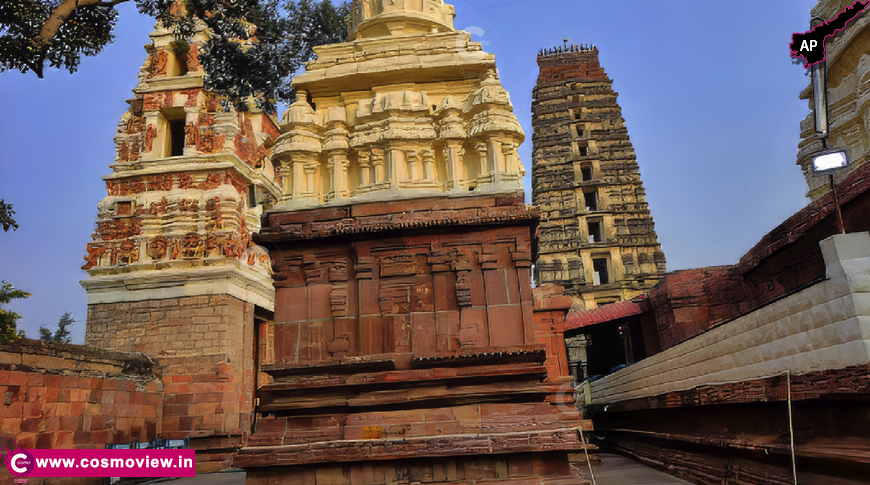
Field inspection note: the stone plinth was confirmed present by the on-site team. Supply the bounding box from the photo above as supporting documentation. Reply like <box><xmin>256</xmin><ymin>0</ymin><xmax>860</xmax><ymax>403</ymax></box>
<box><xmin>237</xmin><ymin>195</ymin><xmax>592</xmax><ymax>484</ymax></box>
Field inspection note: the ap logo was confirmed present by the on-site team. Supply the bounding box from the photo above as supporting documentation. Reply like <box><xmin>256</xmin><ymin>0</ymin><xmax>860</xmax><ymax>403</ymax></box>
<box><xmin>790</xmin><ymin>0</ymin><xmax>869</xmax><ymax>67</ymax></box>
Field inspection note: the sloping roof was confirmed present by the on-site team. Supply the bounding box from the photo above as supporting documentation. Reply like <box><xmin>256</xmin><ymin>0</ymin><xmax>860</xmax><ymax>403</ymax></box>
<box><xmin>738</xmin><ymin>160</ymin><xmax>870</xmax><ymax>273</ymax></box>
<box><xmin>564</xmin><ymin>298</ymin><xmax>644</xmax><ymax>331</ymax></box>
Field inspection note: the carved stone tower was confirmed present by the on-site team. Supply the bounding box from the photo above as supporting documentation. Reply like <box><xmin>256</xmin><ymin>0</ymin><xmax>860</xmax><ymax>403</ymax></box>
<box><xmin>269</xmin><ymin>0</ymin><xmax>525</xmax><ymax>213</ymax></box>
<box><xmin>80</xmin><ymin>19</ymin><xmax>281</xmax><ymax>470</ymax></box>
<box><xmin>532</xmin><ymin>45</ymin><xmax>666</xmax><ymax>310</ymax></box>
<box><xmin>797</xmin><ymin>0</ymin><xmax>870</xmax><ymax>201</ymax></box>
<box><xmin>236</xmin><ymin>2</ymin><xmax>594</xmax><ymax>482</ymax></box>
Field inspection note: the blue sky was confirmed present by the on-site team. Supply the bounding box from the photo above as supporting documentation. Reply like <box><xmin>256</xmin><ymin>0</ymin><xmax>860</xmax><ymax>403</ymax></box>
<box><xmin>0</xmin><ymin>0</ymin><xmax>817</xmax><ymax>343</ymax></box>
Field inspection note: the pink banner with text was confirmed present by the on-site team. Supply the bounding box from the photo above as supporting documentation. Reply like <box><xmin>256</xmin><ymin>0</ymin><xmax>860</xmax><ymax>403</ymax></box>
<box><xmin>5</xmin><ymin>449</ymin><xmax>195</xmax><ymax>478</ymax></box>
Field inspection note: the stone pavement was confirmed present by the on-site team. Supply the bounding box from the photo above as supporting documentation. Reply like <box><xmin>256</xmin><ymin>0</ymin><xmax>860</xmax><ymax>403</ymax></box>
<box><xmin>143</xmin><ymin>453</ymin><xmax>693</xmax><ymax>484</ymax></box>
<box><xmin>586</xmin><ymin>453</ymin><xmax>693</xmax><ymax>484</ymax></box>
<box><xmin>144</xmin><ymin>472</ymin><xmax>244</xmax><ymax>485</ymax></box>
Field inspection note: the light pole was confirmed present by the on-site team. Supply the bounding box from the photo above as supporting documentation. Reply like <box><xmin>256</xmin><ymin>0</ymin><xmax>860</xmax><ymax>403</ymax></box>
<box><xmin>809</xmin><ymin>16</ymin><xmax>849</xmax><ymax>234</ymax></box>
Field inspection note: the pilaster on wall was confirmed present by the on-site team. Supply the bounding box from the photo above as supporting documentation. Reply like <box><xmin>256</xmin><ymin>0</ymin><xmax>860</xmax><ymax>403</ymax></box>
<box><xmin>532</xmin><ymin>285</ymin><xmax>573</xmax><ymax>380</ymax></box>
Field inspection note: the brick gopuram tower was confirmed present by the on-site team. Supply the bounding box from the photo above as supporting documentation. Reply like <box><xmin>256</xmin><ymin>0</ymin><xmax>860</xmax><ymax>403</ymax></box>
<box><xmin>234</xmin><ymin>1</ymin><xmax>593</xmax><ymax>483</ymax></box>
<box><xmin>80</xmin><ymin>19</ymin><xmax>281</xmax><ymax>470</ymax></box>
<box><xmin>532</xmin><ymin>45</ymin><xmax>666</xmax><ymax>310</ymax></box>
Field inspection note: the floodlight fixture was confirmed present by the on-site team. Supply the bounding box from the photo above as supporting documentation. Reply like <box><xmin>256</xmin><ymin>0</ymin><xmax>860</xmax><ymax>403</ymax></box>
<box><xmin>806</xmin><ymin>13</ymin><xmax>849</xmax><ymax>236</ymax></box>
<box><xmin>811</xmin><ymin>148</ymin><xmax>849</xmax><ymax>235</ymax></box>
<box><xmin>812</xmin><ymin>149</ymin><xmax>849</xmax><ymax>173</ymax></box>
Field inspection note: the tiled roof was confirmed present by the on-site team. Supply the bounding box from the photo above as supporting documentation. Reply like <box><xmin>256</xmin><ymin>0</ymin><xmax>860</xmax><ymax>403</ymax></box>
<box><xmin>564</xmin><ymin>298</ymin><xmax>644</xmax><ymax>331</ymax></box>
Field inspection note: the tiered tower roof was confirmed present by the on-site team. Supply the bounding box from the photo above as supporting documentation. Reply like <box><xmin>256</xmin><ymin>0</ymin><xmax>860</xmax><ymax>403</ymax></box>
<box><xmin>532</xmin><ymin>45</ymin><xmax>666</xmax><ymax>310</ymax></box>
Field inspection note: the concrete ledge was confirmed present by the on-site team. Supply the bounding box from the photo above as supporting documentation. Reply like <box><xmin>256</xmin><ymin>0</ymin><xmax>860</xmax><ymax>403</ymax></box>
<box><xmin>0</xmin><ymin>338</ymin><xmax>156</xmax><ymax>377</ymax></box>
<box><xmin>81</xmin><ymin>264</ymin><xmax>275</xmax><ymax>310</ymax></box>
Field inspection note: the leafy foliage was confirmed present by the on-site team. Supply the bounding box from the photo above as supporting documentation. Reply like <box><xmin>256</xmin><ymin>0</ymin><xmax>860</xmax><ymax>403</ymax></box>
<box><xmin>0</xmin><ymin>200</ymin><xmax>16</xmax><ymax>233</ymax></box>
<box><xmin>0</xmin><ymin>281</ymin><xmax>30</xmax><ymax>343</ymax></box>
<box><xmin>1</xmin><ymin>0</ymin><xmax>350</xmax><ymax>110</ymax></box>
<box><xmin>39</xmin><ymin>312</ymin><xmax>74</xmax><ymax>343</ymax></box>
<box><xmin>193</xmin><ymin>0</ymin><xmax>350</xmax><ymax>110</ymax></box>
<box><xmin>0</xmin><ymin>0</ymin><xmax>118</xmax><ymax>78</ymax></box>
<box><xmin>0</xmin><ymin>205</ymin><xmax>25</xmax><ymax>342</ymax></box>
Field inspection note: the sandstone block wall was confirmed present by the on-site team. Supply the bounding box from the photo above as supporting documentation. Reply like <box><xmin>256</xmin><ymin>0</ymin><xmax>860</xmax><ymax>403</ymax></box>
<box><xmin>86</xmin><ymin>294</ymin><xmax>253</xmax><ymax>357</ymax></box>
<box><xmin>86</xmin><ymin>294</ymin><xmax>257</xmax><ymax>471</ymax></box>
<box><xmin>646</xmin><ymin>159</ymin><xmax>870</xmax><ymax>350</ymax></box>
<box><xmin>0</xmin><ymin>340</ymin><xmax>162</xmax><ymax>485</ymax></box>
<box><xmin>587</xmin><ymin>232</ymin><xmax>870</xmax><ymax>406</ymax></box>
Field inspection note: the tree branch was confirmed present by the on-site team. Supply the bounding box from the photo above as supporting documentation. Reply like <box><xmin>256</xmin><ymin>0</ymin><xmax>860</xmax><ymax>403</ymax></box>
<box><xmin>35</xmin><ymin>0</ymin><xmax>130</xmax><ymax>45</ymax></box>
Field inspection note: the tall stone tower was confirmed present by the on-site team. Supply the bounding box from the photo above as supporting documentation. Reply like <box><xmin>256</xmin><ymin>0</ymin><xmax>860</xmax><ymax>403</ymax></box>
<box><xmin>268</xmin><ymin>0</ymin><xmax>525</xmax><ymax>213</ymax></box>
<box><xmin>235</xmin><ymin>1</ymin><xmax>594</xmax><ymax>482</ymax></box>
<box><xmin>80</xmin><ymin>19</ymin><xmax>281</xmax><ymax>470</ymax></box>
<box><xmin>532</xmin><ymin>45</ymin><xmax>666</xmax><ymax>310</ymax></box>
<box><xmin>797</xmin><ymin>0</ymin><xmax>870</xmax><ymax>201</ymax></box>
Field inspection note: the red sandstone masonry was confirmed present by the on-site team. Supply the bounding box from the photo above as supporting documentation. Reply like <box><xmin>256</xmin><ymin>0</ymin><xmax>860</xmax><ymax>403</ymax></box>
<box><xmin>0</xmin><ymin>340</ymin><xmax>162</xmax><ymax>485</ymax></box>
<box><xmin>240</xmin><ymin>197</ymin><xmax>593</xmax><ymax>482</ymax></box>
<box><xmin>587</xmin><ymin>162</ymin><xmax>870</xmax><ymax>351</ymax></box>
<box><xmin>532</xmin><ymin>286</ymin><xmax>573</xmax><ymax>379</ymax></box>
<box><xmin>86</xmin><ymin>294</ymin><xmax>257</xmax><ymax>472</ymax></box>
<box><xmin>536</xmin><ymin>48</ymin><xmax>608</xmax><ymax>84</ymax></box>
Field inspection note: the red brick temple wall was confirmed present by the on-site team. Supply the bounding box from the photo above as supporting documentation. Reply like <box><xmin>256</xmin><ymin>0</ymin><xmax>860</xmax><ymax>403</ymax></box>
<box><xmin>86</xmin><ymin>294</ymin><xmax>258</xmax><ymax>472</ymax></box>
<box><xmin>237</xmin><ymin>195</ymin><xmax>592</xmax><ymax>484</ymax></box>
<box><xmin>0</xmin><ymin>340</ymin><xmax>162</xmax><ymax>485</ymax></box>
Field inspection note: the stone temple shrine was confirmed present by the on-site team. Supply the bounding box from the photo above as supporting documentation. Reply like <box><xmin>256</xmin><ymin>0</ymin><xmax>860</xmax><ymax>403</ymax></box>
<box><xmin>72</xmin><ymin>0</ymin><xmax>596</xmax><ymax>483</ymax></box>
<box><xmin>0</xmin><ymin>2</ymin><xmax>858</xmax><ymax>485</ymax></box>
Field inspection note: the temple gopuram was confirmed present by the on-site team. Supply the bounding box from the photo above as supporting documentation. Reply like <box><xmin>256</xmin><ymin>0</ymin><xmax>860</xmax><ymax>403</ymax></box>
<box><xmin>69</xmin><ymin>0</ymin><xmax>597</xmax><ymax>482</ymax></box>
<box><xmin>531</xmin><ymin>45</ymin><xmax>666</xmax><ymax>311</ymax></box>
<box><xmin>80</xmin><ymin>14</ymin><xmax>279</xmax><ymax>470</ymax></box>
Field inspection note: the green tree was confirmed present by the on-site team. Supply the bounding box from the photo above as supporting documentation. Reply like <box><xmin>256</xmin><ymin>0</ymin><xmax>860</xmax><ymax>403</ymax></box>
<box><xmin>0</xmin><ymin>200</ymin><xmax>17</xmax><ymax>234</ymax></box>
<box><xmin>0</xmin><ymin>201</ymin><xmax>25</xmax><ymax>342</ymax></box>
<box><xmin>0</xmin><ymin>281</ymin><xmax>30</xmax><ymax>343</ymax></box>
<box><xmin>1</xmin><ymin>0</ymin><xmax>349</xmax><ymax>110</ymax></box>
<box><xmin>39</xmin><ymin>312</ymin><xmax>74</xmax><ymax>343</ymax></box>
